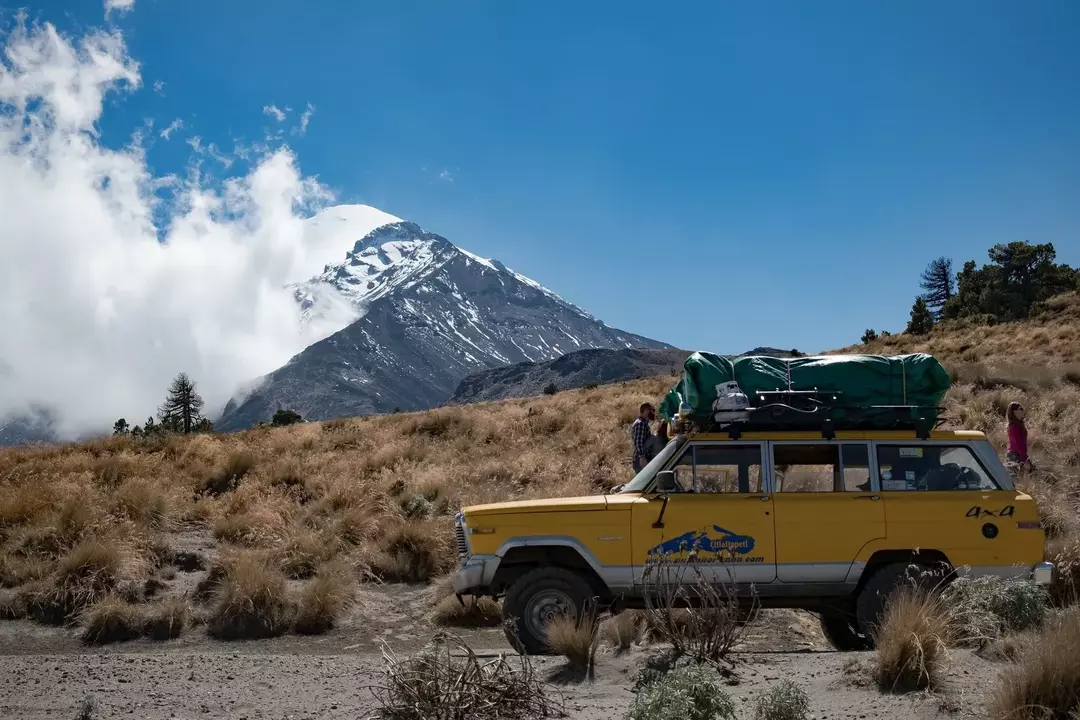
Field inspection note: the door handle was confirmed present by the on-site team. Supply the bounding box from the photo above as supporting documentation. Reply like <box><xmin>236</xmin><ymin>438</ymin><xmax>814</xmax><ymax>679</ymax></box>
<box><xmin>854</xmin><ymin>494</ymin><xmax>880</xmax><ymax>501</ymax></box>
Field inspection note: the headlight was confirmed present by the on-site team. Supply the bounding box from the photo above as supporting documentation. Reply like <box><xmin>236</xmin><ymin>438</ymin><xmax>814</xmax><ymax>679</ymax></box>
<box><xmin>454</xmin><ymin>512</ymin><xmax>470</xmax><ymax>563</ymax></box>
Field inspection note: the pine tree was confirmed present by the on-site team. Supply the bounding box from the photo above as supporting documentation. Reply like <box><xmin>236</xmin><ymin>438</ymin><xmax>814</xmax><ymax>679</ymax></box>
<box><xmin>113</xmin><ymin>418</ymin><xmax>130</xmax><ymax>435</ymax></box>
<box><xmin>861</xmin><ymin>329</ymin><xmax>878</xmax><ymax>344</ymax></box>
<box><xmin>906</xmin><ymin>297</ymin><xmax>935</xmax><ymax>335</ymax></box>
<box><xmin>158</xmin><ymin>373</ymin><xmax>205</xmax><ymax>434</ymax></box>
<box><xmin>919</xmin><ymin>257</ymin><xmax>955</xmax><ymax>318</ymax></box>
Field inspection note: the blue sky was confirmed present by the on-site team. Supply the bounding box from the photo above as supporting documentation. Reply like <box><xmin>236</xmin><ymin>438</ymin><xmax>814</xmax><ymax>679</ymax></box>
<box><xmin>27</xmin><ymin>0</ymin><xmax>1080</xmax><ymax>354</ymax></box>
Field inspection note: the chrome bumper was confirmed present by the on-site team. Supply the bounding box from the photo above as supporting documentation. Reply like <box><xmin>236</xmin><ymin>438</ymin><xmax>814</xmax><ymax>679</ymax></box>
<box><xmin>451</xmin><ymin>559</ymin><xmax>487</xmax><ymax>594</ymax></box>
<box><xmin>1033</xmin><ymin>561</ymin><xmax>1055</xmax><ymax>586</ymax></box>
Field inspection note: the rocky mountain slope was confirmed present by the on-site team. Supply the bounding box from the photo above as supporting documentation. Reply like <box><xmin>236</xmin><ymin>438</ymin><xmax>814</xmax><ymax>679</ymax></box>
<box><xmin>217</xmin><ymin>216</ymin><xmax>670</xmax><ymax>430</ymax></box>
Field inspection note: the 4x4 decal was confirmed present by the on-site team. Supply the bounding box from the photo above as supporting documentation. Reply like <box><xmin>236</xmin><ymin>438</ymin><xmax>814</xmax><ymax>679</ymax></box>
<box><xmin>966</xmin><ymin>505</ymin><xmax>1014</xmax><ymax>518</ymax></box>
<box><xmin>649</xmin><ymin>525</ymin><xmax>756</xmax><ymax>558</ymax></box>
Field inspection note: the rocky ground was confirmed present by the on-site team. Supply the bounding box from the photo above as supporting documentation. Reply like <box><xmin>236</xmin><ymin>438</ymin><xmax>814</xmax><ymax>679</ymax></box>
<box><xmin>0</xmin><ymin>584</ymin><xmax>998</xmax><ymax>720</ymax></box>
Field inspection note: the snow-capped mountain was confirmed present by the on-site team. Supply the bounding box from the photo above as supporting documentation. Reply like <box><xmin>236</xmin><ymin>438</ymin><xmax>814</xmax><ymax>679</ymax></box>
<box><xmin>217</xmin><ymin>209</ymin><xmax>671</xmax><ymax>430</ymax></box>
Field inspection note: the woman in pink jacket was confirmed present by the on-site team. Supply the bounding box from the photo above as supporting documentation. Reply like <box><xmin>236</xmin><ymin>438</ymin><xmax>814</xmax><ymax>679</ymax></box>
<box><xmin>1006</xmin><ymin>402</ymin><xmax>1034</xmax><ymax>471</ymax></box>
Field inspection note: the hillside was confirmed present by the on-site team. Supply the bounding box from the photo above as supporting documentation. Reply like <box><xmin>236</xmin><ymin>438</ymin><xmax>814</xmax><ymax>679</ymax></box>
<box><xmin>2</xmin><ymin>293</ymin><xmax>1079</xmax><ymax>651</ymax></box>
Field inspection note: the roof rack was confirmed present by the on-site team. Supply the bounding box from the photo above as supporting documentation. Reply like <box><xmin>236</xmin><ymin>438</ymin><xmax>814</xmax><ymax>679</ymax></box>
<box><xmin>688</xmin><ymin>389</ymin><xmax>946</xmax><ymax>440</ymax></box>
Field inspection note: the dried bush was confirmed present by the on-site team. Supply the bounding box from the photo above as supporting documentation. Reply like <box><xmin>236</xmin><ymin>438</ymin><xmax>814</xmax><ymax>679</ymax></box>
<box><xmin>81</xmin><ymin>595</ymin><xmax>146</xmax><ymax>644</ymax></box>
<box><xmin>873</xmin><ymin>585</ymin><xmax>955</xmax><ymax>693</ymax></box>
<box><xmin>370</xmin><ymin>631</ymin><xmax>564</xmax><ymax>720</ymax></box>
<box><xmin>543</xmin><ymin>601</ymin><xmax>599</xmax><ymax>670</ymax></box>
<box><xmin>144</xmin><ymin>597</ymin><xmax>188</xmax><ymax>640</ymax></box>
<box><xmin>294</xmin><ymin>561</ymin><xmax>355</xmax><ymax>635</ymax></box>
<box><xmin>629</xmin><ymin>663</ymin><xmax>737</xmax><ymax>720</ymax></box>
<box><xmin>280</xmin><ymin>528</ymin><xmax>337</xmax><ymax>579</ymax></box>
<box><xmin>988</xmin><ymin>608</ymin><xmax>1080</xmax><ymax>719</ymax></box>
<box><xmin>206</xmin><ymin>551</ymin><xmax>295</xmax><ymax>639</ymax></box>
<box><xmin>27</xmin><ymin>540</ymin><xmax>129</xmax><ymax>625</ymax></box>
<box><xmin>640</xmin><ymin>554</ymin><xmax>754</xmax><ymax>665</ymax></box>
<box><xmin>1048</xmin><ymin>539</ymin><xmax>1080</xmax><ymax>608</ymax></box>
<box><xmin>201</xmin><ymin>451</ymin><xmax>257</xmax><ymax>496</ymax></box>
<box><xmin>600</xmin><ymin>609</ymin><xmax>647</xmax><ymax>651</ymax></box>
<box><xmin>754</xmin><ymin>680</ymin><xmax>811</xmax><ymax>720</ymax></box>
<box><xmin>429</xmin><ymin>594</ymin><xmax>503</xmax><ymax>628</ymax></box>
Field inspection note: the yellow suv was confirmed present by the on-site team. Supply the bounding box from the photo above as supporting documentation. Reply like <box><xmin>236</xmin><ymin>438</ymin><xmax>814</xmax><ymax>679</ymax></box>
<box><xmin>452</xmin><ymin>427</ymin><xmax>1054</xmax><ymax>653</ymax></box>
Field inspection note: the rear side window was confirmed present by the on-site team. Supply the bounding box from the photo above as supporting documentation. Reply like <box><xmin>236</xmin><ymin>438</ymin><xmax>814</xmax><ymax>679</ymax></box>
<box><xmin>772</xmin><ymin>443</ymin><xmax>871</xmax><ymax>492</ymax></box>
<box><xmin>876</xmin><ymin>445</ymin><xmax>1000</xmax><ymax>491</ymax></box>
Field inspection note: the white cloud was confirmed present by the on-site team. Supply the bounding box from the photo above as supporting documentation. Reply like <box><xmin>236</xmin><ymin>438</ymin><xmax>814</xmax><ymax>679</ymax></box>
<box><xmin>293</xmin><ymin>103</ymin><xmax>315</xmax><ymax>135</ymax></box>
<box><xmin>104</xmin><ymin>0</ymin><xmax>135</xmax><ymax>16</ymax></box>
<box><xmin>262</xmin><ymin>104</ymin><xmax>287</xmax><ymax>122</ymax></box>
<box><xmin>153</xmin><ymin>79</ymin><xmax>164</xmax><ymax>95</ymax></box>
<box><xmin>0</xmin><ymin>17</ymin><xmax>356</xmax><ymax>440</ymax></box>
<box><xmin>439</xmin><ymin>169</ymin><xmax>454</xmax><ymax>182</ymax></box>
<box><xmin>159</xmin><ymin>117</ymin><xmax>182</xmax><ymax>140</ymax></box>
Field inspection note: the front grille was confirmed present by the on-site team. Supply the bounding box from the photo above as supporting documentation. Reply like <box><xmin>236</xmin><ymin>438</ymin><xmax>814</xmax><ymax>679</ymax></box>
<box><xmin>455</xmin><ymin>522</ymin><xmax>468</xmax><ymax>557</ymax></box>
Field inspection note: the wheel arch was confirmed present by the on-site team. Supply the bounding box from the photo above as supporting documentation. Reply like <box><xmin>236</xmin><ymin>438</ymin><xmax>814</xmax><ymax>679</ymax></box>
<box><xmin>854</xmin><ymin>548</ymin><xmax>954</xmax><ymax>591</ymax></box>
<box><xmin>489</xmin><ymin>540</ymin><xmax>611</xmax><ymax>599</ymax></box>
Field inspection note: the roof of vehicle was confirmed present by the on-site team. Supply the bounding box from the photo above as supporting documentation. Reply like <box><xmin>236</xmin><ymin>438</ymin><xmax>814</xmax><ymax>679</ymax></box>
<box><xmin>685</xmin><ymin>429</ymin><xmax>987</xmax><ymax>441</ymax></box>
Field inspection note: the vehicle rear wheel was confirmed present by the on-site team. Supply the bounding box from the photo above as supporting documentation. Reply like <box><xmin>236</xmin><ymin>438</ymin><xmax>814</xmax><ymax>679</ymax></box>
<box><xmin>855</xmin><ymin>562</ymin><xmax>950</xmax><ymax>639</ymax></box>
<box><xmin>819</xmin><ymin>609</ymin><xmax>872</xmax><ymax>651</ymax></box>
<box><xmin>502</xmin><ymin>567</ymin><xmax>596</xmax><ymax>655</ymax></box>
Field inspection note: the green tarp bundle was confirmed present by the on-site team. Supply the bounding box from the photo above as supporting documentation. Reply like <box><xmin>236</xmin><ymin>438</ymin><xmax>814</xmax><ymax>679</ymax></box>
<box><xmin>659</xmin><ymin>352</ymin><xmax>951</xmax><ymax>426</ymax></box>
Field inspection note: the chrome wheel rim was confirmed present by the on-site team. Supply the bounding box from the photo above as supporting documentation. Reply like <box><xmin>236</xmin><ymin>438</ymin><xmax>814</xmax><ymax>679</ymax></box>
<box><xmin>525</xmin><ymin>589</ymin><xmax>576</xmax><ymax>640</ymax></box>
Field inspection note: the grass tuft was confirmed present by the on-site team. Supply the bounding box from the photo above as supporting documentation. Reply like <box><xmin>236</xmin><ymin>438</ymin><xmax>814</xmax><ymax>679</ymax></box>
<box><xmin>988</xmin><ymin>608</ymin><xmax>1080</xmax><ymax>719</ymax></box>
<box><xmin>543</xmin><ymin>609</ymin><xmax>599</xmax><ymax>670</ymax></box>
<box><xmin>753</xmin><ymin>680</ymin><xmax>811</xmax><ymax>720</ymax></box>
<box><xmin>81</xmin><ymin>595</ymin><xmax>146</xmax><ymax>644</ymax></box>
<box><xmin>207</xmin><ymin>551</ymin><xmax>295</xmax><ymax>639</ymax></box>
<box><xmin>873</xmin><ymin>585</ymin><xmax>954</xmax><ymax>693</ymax></box>
<box><xmin>293</xmin><ymin>561</ymin><xmax>355</xmax><ymax>635</ymax></box>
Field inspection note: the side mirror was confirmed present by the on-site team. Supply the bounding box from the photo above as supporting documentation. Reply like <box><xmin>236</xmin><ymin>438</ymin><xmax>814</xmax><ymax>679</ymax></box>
<box><xmin>654</xmin><ymin>470</ymin><xmax>677</xmax><ymax>493</ymax></box>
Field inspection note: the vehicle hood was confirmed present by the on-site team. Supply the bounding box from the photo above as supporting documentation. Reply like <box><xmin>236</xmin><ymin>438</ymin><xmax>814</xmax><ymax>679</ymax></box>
<box><xmin>462</xmin><ymin>494</ymin><xmax>640</xmax><ymax>517</ymax></box>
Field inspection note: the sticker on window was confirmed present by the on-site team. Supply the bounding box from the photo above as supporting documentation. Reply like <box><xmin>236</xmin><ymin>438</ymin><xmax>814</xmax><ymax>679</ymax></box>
<box><xmin>883</xmin><ymin>480</ymin><xmax>908</xmax><ymax>491</ymax></box>
<box><xmin>899</xmin><ymin>448</ymin><xmax>923</xmax><ymax>458</ymax></box>
<box><xmin>905</xmin><ymin>471</ymin><xmax>916</xmax><ymax>481</ymax></box>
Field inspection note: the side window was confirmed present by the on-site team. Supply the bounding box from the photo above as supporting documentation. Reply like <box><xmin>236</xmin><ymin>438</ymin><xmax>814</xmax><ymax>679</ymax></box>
<box><xmin>840</xmin><ymin>444</ymin><xmax>873</xmax><ymax>492</ymax></box>
<box><xmin>773</xmin><ymin>444</ymin><xmax>837</xmax><ymax>492</ymax></box>
<box><xmin>877</xmin><ymin>445</ymin><xmax>1000</xmax><ymax>491</ymax></box>
<box><xmin>693</xmin><ymin>445</ymin><xmax>763</xmax><ymax>493</ymax></box>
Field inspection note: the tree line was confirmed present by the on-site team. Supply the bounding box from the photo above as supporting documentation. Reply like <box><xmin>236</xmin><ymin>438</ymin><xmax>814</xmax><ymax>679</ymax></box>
<box><xmin>112</xmin><ymin>373</ymin><xmax>305</xmax><ymax>437</ymax></box>
<box><xmin>861</xmin><ymin>240</ymin><xmax>1079</xmax><ymax>341</ymax></box>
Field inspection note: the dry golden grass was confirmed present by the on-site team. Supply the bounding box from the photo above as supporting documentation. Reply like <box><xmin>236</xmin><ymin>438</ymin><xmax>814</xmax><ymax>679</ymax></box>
<box><xmin>81</xmin><ymin>595</ymin><xmax>146</xmax><ymax>644</ymax></box>
<box><xmin>988</xmin><ymin>608</ymin><xmax>1080</xmax><ymax>719</ymax></box>
<box><xmin>293</xmin><ymin>561</ymin><xmax>356</xmax><ymax>635</ymax></box>
<box><xmin>599</xmin><ymin>610</ymin><xmax>647</xmax><ymax>651</ymax></box>
<box><xmin>206</xmin><ymin>550</ymin><xmax>295</xmax><ymax>639</ymax></box>
<box><xmin>543</xmin><ymin>611</ymin><xmax>599</xmax><ymax>670</ymax></box>
<box><xmin>873</xmin><ymin>586</ymin><xmax>955</xmax><ymax>693</ymax></box>
<box><xmin>144</xmin><ymin>597</ymin><xmax>189</xmax><ymax>640</ymax></box>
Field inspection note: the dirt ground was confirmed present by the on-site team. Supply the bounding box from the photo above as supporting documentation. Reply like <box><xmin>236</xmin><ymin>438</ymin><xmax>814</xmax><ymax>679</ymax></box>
<box><xmin>0</xmin><ymin>583</ymin><xmax>1002</xmax><ymax>720</ymax></box>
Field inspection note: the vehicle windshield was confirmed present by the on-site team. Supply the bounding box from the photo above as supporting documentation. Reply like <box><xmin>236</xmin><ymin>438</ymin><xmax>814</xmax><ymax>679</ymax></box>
<box><xmin>619</xmin><ymin>437</ymin><xmax>683</xmax><ymax>493</ymax></box>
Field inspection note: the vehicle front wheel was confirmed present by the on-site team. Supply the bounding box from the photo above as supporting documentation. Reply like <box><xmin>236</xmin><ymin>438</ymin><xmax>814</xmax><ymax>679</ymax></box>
<box><xmin>819</xmin><ymin>609</ymin><xmax>872</xmax><ymax>651</ymax></box>
<box><xmin>501</xmin><ymin>567</ymin><xmax>596</xmax><ymax>655</ymax></box>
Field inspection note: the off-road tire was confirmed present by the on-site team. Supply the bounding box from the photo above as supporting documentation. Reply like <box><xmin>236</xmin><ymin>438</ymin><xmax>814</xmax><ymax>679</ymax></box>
<box><xmin>819</xmin><ymin>609</ymin><xmax>872</xmax><ymax>651</ymax></box>
<box><xmin>502</xmin><ymin>566</ymin><xmax>596</xmax><ymax>655</ymax></box>
<box><xmin>855</xmin><ymin>561</ymin><xmax>950</xmax><ymax>639</ymax></box>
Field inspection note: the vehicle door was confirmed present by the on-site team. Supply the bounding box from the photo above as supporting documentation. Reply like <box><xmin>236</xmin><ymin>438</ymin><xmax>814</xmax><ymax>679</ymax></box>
<box><xmin>876</xmin><ymin>441</ymin><xmax>1042</xmax><ymax>575</ymax></box>
<box><xmin>643</xmin><ymin>441</ymin><xmax>777</xmax><ymax>586</ymax></box>
<box><xmin>770</xmin><ymin>441</ymin><xmax>886</xmax><ymax>583</ymax></box>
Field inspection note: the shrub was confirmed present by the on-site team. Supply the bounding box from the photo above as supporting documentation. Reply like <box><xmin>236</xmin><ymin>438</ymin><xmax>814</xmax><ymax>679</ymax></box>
<box><xmin>28</xmin><ymin>540</ymin><xmax>127</xmax><ymax>624</ymax></box>
<box><xmin>201</xmin><ymin>451</ymin><xmax>257</xmax><ymax>496</ymax></box>
<box><xmin>81</xmin><ymin>595</ymin><xmax>146</xmax><ymax>644</ymax></box>
<box><xmin>754</xmin><ymin>680</ymin><xmax>811</xmax><ymax>720</ymax></box>
<box><xmin>207</xmin><ymin>552</ymin><xmax>295</xmax><ymax>639</ymax></box>
<box><xmin>144</xmin><ymin>597</ymin><xmax>188</xmax><ymax>640</ymax></box>
<box><xmin>75</xmin><ymin>695</ymin><xmax>99</xmax><ymax>720</ymax></box>
<box><xmin>640</xmin><ymin>555</ymin><xmax>752</xmax><ymax>664</ymax></box>
<box><xmin>294</xmin><ymin>562</ymin><xmax>355</xmax><ymax>635</ymax></box>
<box><xmin>271</xmin><ymin>409</ymin><xmax>303</xmax><ymax>426</ymax></box>
<box><xmin>543</xmin><ymin>607</ymin><xmax>598</xmax><ymax>670</ymax></box>
<box><xmin>112</xmin><ymin>478</ymin><xmax>169</xmax><ymax>528</ymax></box>
<box><xmin>372</xmin><ymin>522</ymin><xmax>453</xmax><ymax>582</ymax></box>
<box><xmin>0</xmin><ymin>588</ymin><xmax>27</xmax><ymax>619</ymax></box>
<box><xmin>280</xmin><ymin>529</ymin><xmax>337</xmax><ymax>579</ymax></box>
<box><xmin>873</xmin><ymin>585</ymin><xmax>954</xmax><ymax>693</ymax></box>
<box><xmin>600</xmin><ymin>609</ymin><xmax>647</xmax><ymax>651</ymax></box>
<box><xmin>943</xmin><ymin>576</ymin><xmax>1048</xmax><ymax>640</ymax></box>
<box><xmin>629</xmin><ymin>663</ymin><xmax>737</xmax><ymax>720</ymax></box>
<box><xmin>372</xmin><ymin>632</ymin><xmax>562</xmax><ymax>720</ymax></box>
<box><xmin>429</xmin><ymin>594</ymin><xmax>503</xmax><ymax>628</ymax></box>
<box><xmin>542</xmin><ymin>383</ymin><xmax>559</xmax><ymax>396</ymax></box>
<box><xmin>988</xmin><ymin>608</ymin><xmax>1080</xmax><ymax>719</ymax></box>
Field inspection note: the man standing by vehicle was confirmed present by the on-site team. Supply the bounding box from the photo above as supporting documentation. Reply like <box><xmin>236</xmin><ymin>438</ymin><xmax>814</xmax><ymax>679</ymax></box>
<box><xmin>631</xmin><ymin>403</ymin><xmax>655</xmax><ymax>472</ymax></box>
